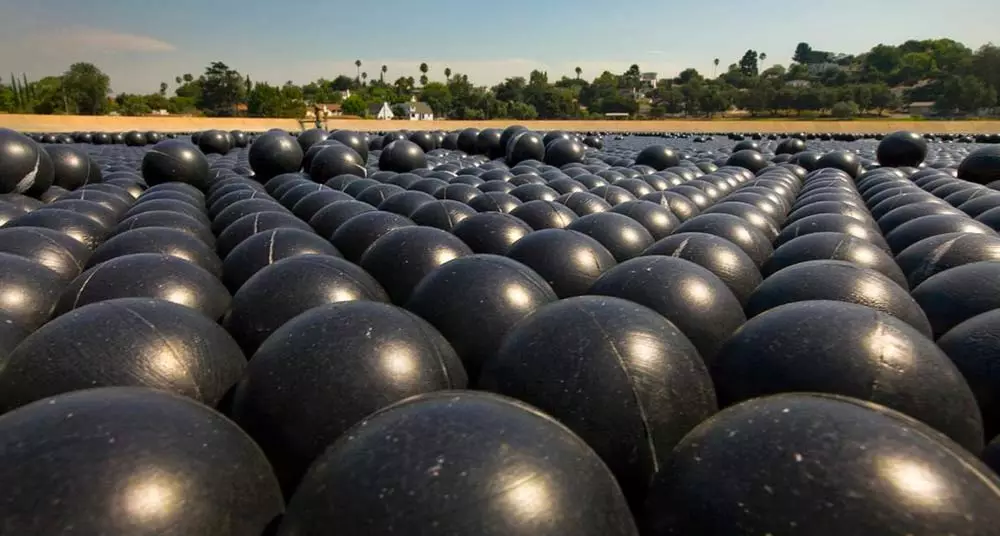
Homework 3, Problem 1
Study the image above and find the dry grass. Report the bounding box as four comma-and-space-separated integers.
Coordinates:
2, 113, 999, 134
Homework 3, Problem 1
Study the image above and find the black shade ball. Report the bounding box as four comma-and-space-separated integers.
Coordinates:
567, 212, 655, 261
452, 212, 533, 255
589, 256, 746, 363
330, 211, 415, 262
278, 391, 638, 536
675, 213, 774, 268
379, 140, 427, 173
643, 393, 1000, 536
88, 227, 222, 277
222, 229, 341, 292
763, 232, 907, 288
912, 261, 1000, 339
223, 255, 389, 354
0, 298, 244, 411
877, 131, 928, 167
481, 295, 714, 505
635, 145, 681, 170
360, 226, 473, 304
506, 228, 616, 298
0, 129, 54, 194
0, 387, 283, 535
958, 145, 1000, 185
46, 145, 101, 190
249, 131, 304, 181
709, 301, 982, 451
747, 260, 931, 335
643, 233, 762, 307
405, 254, 557, 379
55, 253, 230, 320
937, 309, 1000, 439
232, 301, 466, 493
0, 252, 64, 330
141, 139, 209, 189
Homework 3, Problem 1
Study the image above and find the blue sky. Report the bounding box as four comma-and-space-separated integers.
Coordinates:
0, 0, 996, 94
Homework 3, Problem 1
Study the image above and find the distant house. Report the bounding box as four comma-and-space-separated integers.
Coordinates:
907, 101, 936, 117
640, 72, 658, 89
368, 102, 394, 120
787, 79, 812, 88
306, 103, 342, 119
807, 63, 841, 76
396, 101, 435, 121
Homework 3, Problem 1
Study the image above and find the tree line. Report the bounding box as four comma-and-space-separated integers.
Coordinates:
1, 38, 998, 120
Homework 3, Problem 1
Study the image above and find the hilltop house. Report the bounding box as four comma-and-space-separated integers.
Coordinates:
305, 103, 342, 119
640, 72, 658, 90
368, 102, 394, 120
396, 100, 435, 121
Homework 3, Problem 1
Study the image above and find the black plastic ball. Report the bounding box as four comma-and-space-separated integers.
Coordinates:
113, 210, 214, 247
566, 212, 655, 261
359, 226, 473, 304
4, 208, 109, 250
330, 211, 415, 262
88, 227, 222, 277
278, 391, 637, 536
199, 129, 232, 155
958, 145, 1000, 185
0, 297, 244, 410
643, 392, 999, 536
710, 300, 981, 450
46, 145, 101, 190
223, 254, 389, 354
379, 140, 427, 173
506, 131, 546, 166
911, 260, 1000, 338
232, 301, 466, 492
675, 213, 773, 267
506, 229, 616, 298
249, 131, 304, 181
55, 253, 229, 320
885, 214, 996, 255
815, 150, 861, 178
309, 144, 367, 181
876, 131, 928, 167
223, 228, 341, 292
0, 252, 64, 329
141, 139, 209, 189
452, 212, 533, 255
544, 138, 586, 167
480, 295, 714, 504
0, 226, 90, 281
635, 145, 680, 170
0, 387, 283, 535
763, 232, 906, 288
643, 233, 762, 307
0, 129, 54, 194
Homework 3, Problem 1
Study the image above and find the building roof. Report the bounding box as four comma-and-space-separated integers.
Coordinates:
368, 102, 388, 114
316, 103, 341, 110
908, 101, 936, 107
409, 101, 434, 115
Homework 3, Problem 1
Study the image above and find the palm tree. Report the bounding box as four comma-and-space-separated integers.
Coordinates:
444, 67, 452, 81
759, 52, 767, 72
419, 62, 429, 85
381, 65, 387, 84
575, 66, 582, 79
355, 59, 362, 81
362, 72, 368, 85
174, 75, 182, 85
713, 58, 720, 77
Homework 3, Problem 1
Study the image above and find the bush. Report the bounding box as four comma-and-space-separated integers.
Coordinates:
831, 100, 859, 119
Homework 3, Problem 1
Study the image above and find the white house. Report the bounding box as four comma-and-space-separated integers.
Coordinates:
640, 72, 658, 89
368, 102, 394, 120
396, 100, 435, 121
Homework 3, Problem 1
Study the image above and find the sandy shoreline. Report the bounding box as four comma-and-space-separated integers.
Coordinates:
2, 114, 999, 134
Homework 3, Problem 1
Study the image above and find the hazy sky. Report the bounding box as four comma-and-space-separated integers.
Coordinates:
0, 0, 996, 94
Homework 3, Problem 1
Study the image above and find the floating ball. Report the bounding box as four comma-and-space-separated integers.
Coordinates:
199, 129, 232, 155
0, 128, 54, 194
876, 131, 928, 167
643, 393, 999, 536
0, 226, 89, 281
937, 310, 1000, 438
278, 391, 637, 536
762, 232, 906, 288
675, 213, 773, 268
635, 145, 680, 170
544, 138, 586, 167
222, 228, 341, 293
0, 252, 64, 329
232, 301, 466, 492
896, 232, 1000, 288
958, 145, 1000, 185
566, 212, 654, 261
0, 387, 283, 535
506, 228, 616, 298
113, 210, 215, 247
249, 131, 304, 181
589, 256, 745, 363
480, 295, 714, 504
223, 255, 389, 354
88, 227, 222, 277
141, 139, 209, 189
330, 211, 415, 262
46, 145, 100, 190
405, 254, 557, 379
360, 226, 473, 304
309, 144, 367, 181
912, 261, 1000, 339
379, 140, 427, 173
747, 260, 931, 335
55, 253, 229, 320
643, 233, 762, 307
452, 212, 533, 255
0, 298, 244, 410
885, 214, 996, 255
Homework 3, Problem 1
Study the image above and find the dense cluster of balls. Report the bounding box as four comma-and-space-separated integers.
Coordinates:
1, 123, 1000, 534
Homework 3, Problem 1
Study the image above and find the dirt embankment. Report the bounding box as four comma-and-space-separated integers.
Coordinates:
2, 114, 999, 134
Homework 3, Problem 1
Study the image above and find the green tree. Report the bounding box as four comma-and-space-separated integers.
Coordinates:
935, 75, 997, 115
675, 68, 703, 85
831, 101, 859, 118
419, 82, 453, 117
0, 77, 14, 112
870, 83, 900, 115
793, 42, 813, 64
116, 93, 151, 116
362, 72, 368, 85
419, 62, 429, 86
200, 61, 246, 116
973, 44, 1000, 104
739, 50, 759, 77
61, 63, 111, 114
494, 77, 527, 103
331, 75, 355, 91
341, 94, 366, 116
183, 73, 194, 83
575, 66, 582, 80
355, 60, 362, 82
700, 85, 733, 117
713, 58, 720, 77
380, 65, 387, 84
175, 76, 182, 85
852, 84, 873, 113
507, 101, 538, 120
444, 67, 452, 81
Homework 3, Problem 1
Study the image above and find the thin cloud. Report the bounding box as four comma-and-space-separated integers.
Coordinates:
47, 26, 176, 53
